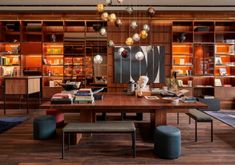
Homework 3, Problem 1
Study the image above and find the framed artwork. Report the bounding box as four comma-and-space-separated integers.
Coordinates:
114, 45, 165, 83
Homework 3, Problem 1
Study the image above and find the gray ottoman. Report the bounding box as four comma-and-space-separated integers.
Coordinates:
154, 125, 181, 159
33, 115, 56, 140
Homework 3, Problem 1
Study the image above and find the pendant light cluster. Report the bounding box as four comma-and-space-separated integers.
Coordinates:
96, 0, 156, 60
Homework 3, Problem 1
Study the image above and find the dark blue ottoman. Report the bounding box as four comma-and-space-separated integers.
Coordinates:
154, 125, 181, 159
33, 115, 56, 140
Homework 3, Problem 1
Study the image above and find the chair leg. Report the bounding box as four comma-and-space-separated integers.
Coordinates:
177, 113, 179, 124
211, 120, 213, 142
195, 121, 198, 142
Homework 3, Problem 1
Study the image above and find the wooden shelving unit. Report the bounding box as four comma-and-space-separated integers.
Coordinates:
172, 21, 235, 108
0, 20, 108, 99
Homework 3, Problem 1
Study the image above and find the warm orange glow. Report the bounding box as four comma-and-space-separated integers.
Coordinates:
25, 56, 42, 68
172, 44, 192, 54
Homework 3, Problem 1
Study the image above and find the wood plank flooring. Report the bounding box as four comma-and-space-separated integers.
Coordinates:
0, 109, 235, 165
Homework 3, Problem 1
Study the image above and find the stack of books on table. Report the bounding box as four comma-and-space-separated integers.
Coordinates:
182, 97, 197, 103
51, 93, 74, 104
74, 88, 94, 103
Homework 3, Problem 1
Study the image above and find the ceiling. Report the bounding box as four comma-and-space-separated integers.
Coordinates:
0, 0, 235, 12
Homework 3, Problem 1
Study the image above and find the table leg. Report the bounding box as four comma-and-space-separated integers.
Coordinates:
154, 109, 167, 126
69, 110, 95, 144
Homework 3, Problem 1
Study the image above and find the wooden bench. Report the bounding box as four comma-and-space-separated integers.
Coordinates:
186, 109, 213, 142
62, 121, 136, 159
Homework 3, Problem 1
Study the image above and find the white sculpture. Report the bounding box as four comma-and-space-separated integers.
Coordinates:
136, 76, 150, 97
137, 75, 149, 89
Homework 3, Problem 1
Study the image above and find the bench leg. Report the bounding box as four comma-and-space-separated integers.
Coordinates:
61, 132, 64, 159
132, 131, 136, 158
68, 133, 70, 151
211, 120, 213, 142
177, 113, 179, 124
195, 121, 198, 142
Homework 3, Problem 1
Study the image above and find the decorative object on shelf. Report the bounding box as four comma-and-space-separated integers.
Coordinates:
108, 40, 115, 47
194, 26, 209, 32
109, 13, 117, 22
117, 0, 123, 4
97, 4, 104, 13
140, 30, 148, 39
132, 33, 140, 42
115, 18, 122, 27
99, 27, 107, 36
177, 33, 186, 42
105, 0, 112, 5
219, 68, 227, 76
101, 12, 109, 21
94, 54, 103, 64
2, 66, 15, 76
188, 80, 193, 87
143, 24, 150, 32
214, 79, 222, 87
130, 21, 138, 29
51, 34, 56, 42
215, 57, 222, 65
125, 37, 134, 46
92, 23, 102, 31
135, 51, 144, 61
147, 7, 156, 17
126, 7, 134, 14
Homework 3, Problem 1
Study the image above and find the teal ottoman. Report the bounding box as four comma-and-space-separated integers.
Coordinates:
154, 125, 181, 159
33, 115, 56, 140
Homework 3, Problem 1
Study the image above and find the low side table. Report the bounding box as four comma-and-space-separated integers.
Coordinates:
4, 76, 41, 114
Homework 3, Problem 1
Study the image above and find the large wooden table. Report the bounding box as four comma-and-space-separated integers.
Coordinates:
41, 93, 207, 126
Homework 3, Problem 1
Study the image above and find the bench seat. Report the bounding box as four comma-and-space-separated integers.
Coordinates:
186, 109, 213, 142
63, 122, 136, 133
187, 109, 212, 122
62, 121, 136, 159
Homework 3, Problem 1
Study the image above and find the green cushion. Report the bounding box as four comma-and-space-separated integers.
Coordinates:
187, 109, 212, 122
63, 121, 136, 133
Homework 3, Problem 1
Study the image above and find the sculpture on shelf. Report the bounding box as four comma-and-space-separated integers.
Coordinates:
177, 33, 186, 42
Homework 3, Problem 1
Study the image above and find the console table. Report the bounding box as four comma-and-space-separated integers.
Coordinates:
4, 76, 41, 114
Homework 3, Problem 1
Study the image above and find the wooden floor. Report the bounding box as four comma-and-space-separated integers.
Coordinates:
0, 109, 235, 165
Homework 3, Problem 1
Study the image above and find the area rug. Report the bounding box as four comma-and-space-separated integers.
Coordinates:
204, 111, 235, 128
0, 116, 28, 133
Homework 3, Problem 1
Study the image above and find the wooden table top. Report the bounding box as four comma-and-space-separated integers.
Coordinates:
41, 93, 207, 113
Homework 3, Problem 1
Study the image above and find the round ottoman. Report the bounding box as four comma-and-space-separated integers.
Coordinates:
33, 115, 56, 140
46, 109, 64, 127
154, 125, 181, 159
